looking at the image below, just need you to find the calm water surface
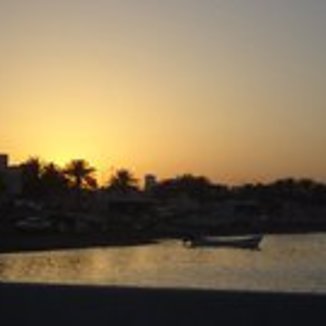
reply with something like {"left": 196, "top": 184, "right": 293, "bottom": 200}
{"left": 0, "top": 234, "right": 326, "bottom": 293}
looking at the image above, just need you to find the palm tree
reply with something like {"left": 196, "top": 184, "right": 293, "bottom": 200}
{"left": 20, "top": 157, "right": 43, "bottom": 199}
{"left": 108, "top": 168, "right": 138, "bottom": 193}
{"left": 41, "top": 162, "right": 68, "bottom": 195}
{"left": 64, "top": 159, "right": 96, "bottom": 190}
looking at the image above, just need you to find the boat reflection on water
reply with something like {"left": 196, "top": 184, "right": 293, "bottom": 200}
{"left": 1, "top": 234, "right": 326, "bottom": 293}
{"left": 183, "top": 234, "right": 263, "bottom": 250}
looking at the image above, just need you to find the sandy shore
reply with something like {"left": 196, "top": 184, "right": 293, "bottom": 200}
{"left": 0, "top": 282, "right": 325, "bottom": 325}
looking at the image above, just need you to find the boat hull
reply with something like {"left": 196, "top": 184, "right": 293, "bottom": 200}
{"left": 183, "top": 235, "right": 263, "bottom": 250}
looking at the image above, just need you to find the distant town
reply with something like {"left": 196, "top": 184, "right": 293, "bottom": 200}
{"left": 0, "top": 153, "right": 326, "bottom": 251}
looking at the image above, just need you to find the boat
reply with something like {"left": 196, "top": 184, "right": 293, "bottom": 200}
{"left": 183, "top": 234, "right": 263, "bottom": 250}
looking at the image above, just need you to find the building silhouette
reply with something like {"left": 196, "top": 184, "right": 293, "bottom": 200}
{"left": 0, "top": 154, "right": 22, "bottom": 195}
{"left": 144, "top": 174, "right": 157, "bottom": 192}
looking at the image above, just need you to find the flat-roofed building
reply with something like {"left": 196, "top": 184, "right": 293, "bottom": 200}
{"left": 0, "top": 154, "right": 8, "bottom": 170}
{"left": 0, "top": 154, "right": 22, "bottom": 196}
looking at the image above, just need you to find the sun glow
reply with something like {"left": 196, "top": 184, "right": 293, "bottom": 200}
{"left": 1, "top": 1, "right": 326, "bottom": 184}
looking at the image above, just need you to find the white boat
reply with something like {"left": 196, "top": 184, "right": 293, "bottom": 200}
{"left": 183, "top": 234, "right": 263, "bottom": 250}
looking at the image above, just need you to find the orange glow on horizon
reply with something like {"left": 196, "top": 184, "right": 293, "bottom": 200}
{"left": 1, "top": 1, "right": 325, "bottom": 184}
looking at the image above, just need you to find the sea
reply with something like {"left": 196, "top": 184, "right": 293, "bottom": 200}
{"left": 0, "top": 233, "right": 325, "bottom": 293}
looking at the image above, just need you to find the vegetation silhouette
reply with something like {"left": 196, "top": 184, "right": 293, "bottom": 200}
{"left": 20, "top": 157, "right": 43, "bottom": 200}
{"left": 1, "top": 156, "right": 326, "bottom": 251}
{"left": 107, "top": 169, "right": 138, "bottom": 193}
{"left": 41, "top": 163, "right": 68, "bottom": 197}
{"left": 64, "top": 159, "right": 97, "bottom": 190}
{"left": 152, "top": 174, "right": 226, "bottom": 202}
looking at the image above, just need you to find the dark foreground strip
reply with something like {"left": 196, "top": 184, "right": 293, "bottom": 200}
{"left": 0, "top": 283, "right": 325, "bottom": 326}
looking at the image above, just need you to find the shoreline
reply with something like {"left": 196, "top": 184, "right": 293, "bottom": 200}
{"left": 0, "top": 227, "right": 325, "bottom": 253}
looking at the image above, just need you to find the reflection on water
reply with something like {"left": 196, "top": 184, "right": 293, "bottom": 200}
{"left": 0, "top": 234, "right": 326, "bottom": 293}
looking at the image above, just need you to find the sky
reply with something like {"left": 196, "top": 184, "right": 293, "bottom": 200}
{"left": 0, "top": 0, "right": 325, "bottom": 184}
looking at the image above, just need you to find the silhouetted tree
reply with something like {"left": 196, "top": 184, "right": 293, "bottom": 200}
{"left": 153, "top": 174, "right": 214, "bottom": 202}
{"left": 20, "top": 157, "right": 43, "bottom": 199}
{"left": 40, "top": 163, "right": 68, "bottom": 196}
{"left": 64, "top": 159, "right": 96, "bottom": 190}
{"left": 107, "top": 169, "right": 138, "bottom": 193}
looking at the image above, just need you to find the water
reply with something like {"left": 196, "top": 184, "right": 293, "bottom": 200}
{"left": 0, "top": 234, "right": 326, "bottom": 293}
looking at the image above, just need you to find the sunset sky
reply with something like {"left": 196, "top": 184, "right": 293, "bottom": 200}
{"left": 1, "top": 0, "right": 325, "bottom": 184}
